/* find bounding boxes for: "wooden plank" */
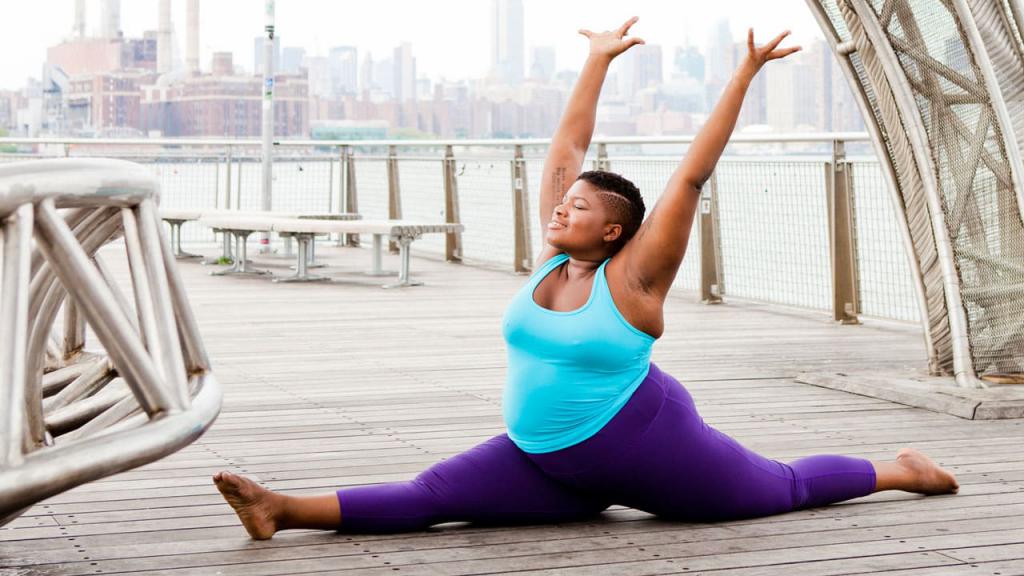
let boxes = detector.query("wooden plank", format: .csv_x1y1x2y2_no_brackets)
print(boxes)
3,245,1021,576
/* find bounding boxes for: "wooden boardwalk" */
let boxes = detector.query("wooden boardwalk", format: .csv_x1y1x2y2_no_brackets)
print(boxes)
3,244,1023,576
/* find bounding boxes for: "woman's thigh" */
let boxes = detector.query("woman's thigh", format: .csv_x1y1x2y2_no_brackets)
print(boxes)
413,434,613,525
534,367,798,521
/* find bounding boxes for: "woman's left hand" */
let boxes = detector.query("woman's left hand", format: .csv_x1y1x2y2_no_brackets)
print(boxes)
739,29,801,76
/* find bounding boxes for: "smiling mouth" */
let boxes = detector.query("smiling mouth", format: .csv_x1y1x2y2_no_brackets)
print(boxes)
548,221,567,230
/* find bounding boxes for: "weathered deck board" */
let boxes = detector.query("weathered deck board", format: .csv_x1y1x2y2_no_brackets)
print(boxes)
2,244,1022,575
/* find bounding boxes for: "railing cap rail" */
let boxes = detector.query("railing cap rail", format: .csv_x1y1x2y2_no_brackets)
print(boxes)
0,132,872,150
0,158,157,217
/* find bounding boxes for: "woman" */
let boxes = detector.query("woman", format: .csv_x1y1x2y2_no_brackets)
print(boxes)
214,18,958,540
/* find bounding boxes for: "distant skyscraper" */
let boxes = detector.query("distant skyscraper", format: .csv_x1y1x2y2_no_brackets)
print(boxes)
359,52,374,93
673,45,705,82
302,55,331,98
373,56,394,96
739,62,767,127
705,19,735,109
706,20,735,84
766,59,797,130
328,46,358,96
491,0,525,84
393,43,416,102
281,47,306,75
529,46,556,81
619,44,662,99
254,35,281,75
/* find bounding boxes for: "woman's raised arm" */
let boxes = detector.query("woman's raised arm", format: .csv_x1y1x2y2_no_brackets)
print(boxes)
535,17,644,265
616,29,800,296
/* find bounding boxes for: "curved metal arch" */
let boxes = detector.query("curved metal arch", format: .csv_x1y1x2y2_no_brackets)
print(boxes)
0,158,221,526
808,0,1024,386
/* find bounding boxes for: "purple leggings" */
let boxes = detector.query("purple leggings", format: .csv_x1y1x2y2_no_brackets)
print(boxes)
336,363,876,532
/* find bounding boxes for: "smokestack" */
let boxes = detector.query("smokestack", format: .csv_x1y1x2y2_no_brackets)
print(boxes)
158,0,173,73
100,0,121,39
187,0,200,75
74,0,86,38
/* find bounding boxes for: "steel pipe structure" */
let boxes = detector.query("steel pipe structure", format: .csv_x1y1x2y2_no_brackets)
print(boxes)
0,158,221,526
807,0,1024,386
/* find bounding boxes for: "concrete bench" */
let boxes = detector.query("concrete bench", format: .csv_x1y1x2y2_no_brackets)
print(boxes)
160,209,360,265
160,209,205,259
197,214,463,287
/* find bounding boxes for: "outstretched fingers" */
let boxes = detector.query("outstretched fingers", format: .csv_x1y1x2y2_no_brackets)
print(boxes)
764,30,792,53
617,16,639,37
578,28,594,38
768,45,802,60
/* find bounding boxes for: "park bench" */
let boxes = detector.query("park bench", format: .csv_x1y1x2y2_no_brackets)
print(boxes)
196,213,463,287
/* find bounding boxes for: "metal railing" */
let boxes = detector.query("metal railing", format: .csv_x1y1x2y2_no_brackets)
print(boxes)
0,133,918,324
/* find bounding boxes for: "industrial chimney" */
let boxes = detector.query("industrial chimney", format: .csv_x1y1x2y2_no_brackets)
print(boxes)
158,0,173,73
74,0,86,38
100,0,121,39
187,0,200,75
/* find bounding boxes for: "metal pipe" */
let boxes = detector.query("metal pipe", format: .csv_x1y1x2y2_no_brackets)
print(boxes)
0,373,221,517
34,200,180,415
137,200,190,408
158,216,212,373
0,205,33,467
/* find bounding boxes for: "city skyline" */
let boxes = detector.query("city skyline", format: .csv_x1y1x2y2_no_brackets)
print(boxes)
0,0,866,140
3,0,826,91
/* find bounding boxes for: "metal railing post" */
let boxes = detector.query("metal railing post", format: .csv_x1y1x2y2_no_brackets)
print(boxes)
827,139,861,325
342,145,359,247
512,145,532,274
443,145,463,262
327,152,334,213
387,145,402,254
224,146,233,210
596,142,610,171
700,171,724,304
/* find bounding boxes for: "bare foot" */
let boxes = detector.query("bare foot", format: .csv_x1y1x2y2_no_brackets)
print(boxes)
213,471,281,540
895,448,960,495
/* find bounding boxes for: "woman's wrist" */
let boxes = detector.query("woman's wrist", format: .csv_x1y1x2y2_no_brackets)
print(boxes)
734,59,760,82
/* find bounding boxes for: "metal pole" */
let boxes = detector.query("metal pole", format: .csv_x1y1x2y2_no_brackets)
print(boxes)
343,145,359,247
224,146,233,210
443,145,462,262
387,145,402,254
1,205,33,468
700,171,723,304
512,145,532,274
827,139,860,325
596,142,610,171
259,0,275,253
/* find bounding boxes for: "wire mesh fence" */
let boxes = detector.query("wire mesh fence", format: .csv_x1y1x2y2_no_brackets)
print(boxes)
849,159,921,322
716,158,832,309
0,138,927,323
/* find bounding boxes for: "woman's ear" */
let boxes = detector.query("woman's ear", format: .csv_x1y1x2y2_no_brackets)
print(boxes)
603,223,623,243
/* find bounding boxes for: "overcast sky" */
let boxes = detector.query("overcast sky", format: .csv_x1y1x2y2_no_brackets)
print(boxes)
3,0,826,90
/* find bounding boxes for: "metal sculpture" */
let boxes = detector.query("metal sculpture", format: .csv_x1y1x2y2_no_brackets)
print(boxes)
0,158,221,526
808,0,1024,386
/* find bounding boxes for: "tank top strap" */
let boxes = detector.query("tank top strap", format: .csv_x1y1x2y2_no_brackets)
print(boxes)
592,258,613,301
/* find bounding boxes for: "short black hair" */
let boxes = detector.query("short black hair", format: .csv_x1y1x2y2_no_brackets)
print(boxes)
577,170,646,253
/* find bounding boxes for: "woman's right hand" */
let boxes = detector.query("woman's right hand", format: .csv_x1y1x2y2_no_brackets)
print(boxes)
579,17,645,61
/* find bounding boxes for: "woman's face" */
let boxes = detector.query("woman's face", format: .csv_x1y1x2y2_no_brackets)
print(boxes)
545,180,622,255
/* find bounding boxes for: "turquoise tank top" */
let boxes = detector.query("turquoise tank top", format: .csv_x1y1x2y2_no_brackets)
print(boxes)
502,253,656,453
